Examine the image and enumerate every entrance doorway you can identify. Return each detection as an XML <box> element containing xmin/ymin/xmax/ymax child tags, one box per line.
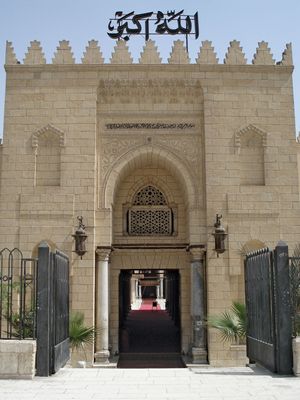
<box><xmin>118</xmin><ymin>269</ymin><xmax>185</xmax><ymax>368</ymax></box>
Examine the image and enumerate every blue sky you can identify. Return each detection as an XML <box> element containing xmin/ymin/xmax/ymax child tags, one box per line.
<box><xmin>0</xmin><ymin>0</ymin><xmax>299</xmax><ymax>137</ymax></box>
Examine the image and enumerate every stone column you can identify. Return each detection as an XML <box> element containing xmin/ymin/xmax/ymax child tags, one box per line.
<box><xmin>138</xmin><ymin>284</ymin><xmax>142</xmax><ymax>299</ymax></box>
<box><xmin>190</xmin><ymin>246</ymin><xmax>207</xmax><ymax>363</ymax></box>
<box><xmin>135</xmin><ymin>280</ymin><xmax>139</xmax><ymax>299</ymax></box>
<box><xmin>130</xmin><ymin>278</ymin><xmax>136</xmax><ymax>304</ymax></box>
<box><xmin>159</xmin><ymin>278</ymin><xmax>164</xmax><ymax>299</ymax></box>
<box><xmin>95</xmin><ymin>247</ymin><xmax>111</xmax><ymax>364</ymax></box>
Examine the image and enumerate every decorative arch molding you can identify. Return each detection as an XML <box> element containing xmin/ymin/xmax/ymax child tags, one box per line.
<box><xmin>32</xmin><ymin>124</ymin><xmax>65</xmax><ymax>149</ymax></box>
<box><xmin>234</xmin><ymin>124</ymin><xmax>267</xmax><ymax>155</ymax></box>
<box><xmin>102</xmin><ymin>145</ymin><xmax>198</xmax><ymax>210</ymax></box>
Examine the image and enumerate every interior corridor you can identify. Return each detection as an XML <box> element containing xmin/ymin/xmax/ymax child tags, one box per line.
<box><xmin>117</xmin><ymin>270</ymin><xmax>185</xmax><ymax>368</ymax></box>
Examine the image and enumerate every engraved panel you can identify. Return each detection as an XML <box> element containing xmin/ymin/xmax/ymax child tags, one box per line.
<box><xmin>105</xmin><ymin>123</ymin><xmax>195</xmax><ymax>130</ymax></box>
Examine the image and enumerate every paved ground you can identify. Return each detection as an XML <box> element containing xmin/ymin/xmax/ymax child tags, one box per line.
<box><xmin>0</xmin><ymin>366</ymin><xmax>299</xmax><ymax>400</ymax></box>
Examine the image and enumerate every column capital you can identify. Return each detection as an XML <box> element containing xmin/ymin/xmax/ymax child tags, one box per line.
<box><xmin>96</xmin><ymin>246</ymin><xmax>112</xmax><ymax>261</ymax></box>
<box><xmin>188</xmin><ymin>245</ymin><xmax>206</xmax><ymax>262</ymax></box>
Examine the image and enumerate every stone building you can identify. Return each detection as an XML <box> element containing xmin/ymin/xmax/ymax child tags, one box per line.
<box><xmin>0</xmin><ymin>38</ymin><xmax>299</xmax><ymax>366</ymax></box>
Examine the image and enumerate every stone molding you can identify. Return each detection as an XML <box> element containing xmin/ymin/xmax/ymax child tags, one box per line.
<box><xmin>234</xmin><ymin>124</ymin><xmax>267</xmax><ymax>155</ymax></box>
<box><xmin>32</xmin><ymin>124</ymin><xmax>65</xmax><ymax>149</ymax></box>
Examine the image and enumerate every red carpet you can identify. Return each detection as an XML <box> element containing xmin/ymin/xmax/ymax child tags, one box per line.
<box><xmin>139</xmin><ymin>299</ymin><xmax>161</xmax><ymax>310</ymax></box>
<box><xmin>118</xmin><ymin>298</ymin><xmax>185</xmax><ymax>368</ymax></box>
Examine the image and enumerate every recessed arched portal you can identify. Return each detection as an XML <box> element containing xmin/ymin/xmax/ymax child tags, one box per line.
<box><xmin>96</xmin><ymin>145</ymin><xmax>207</xmax><ymax>366</ymax></box>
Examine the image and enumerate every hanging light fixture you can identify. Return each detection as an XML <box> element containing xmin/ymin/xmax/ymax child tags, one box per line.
<box><xmin>72</xmin><ymin>216</ymin><xmax>87</xmax><ymax>259</ymax></box>
<box><xmin>212</xmin><ymin>214</ymin><xmax>227</xmax><ymax>256</ymax></box>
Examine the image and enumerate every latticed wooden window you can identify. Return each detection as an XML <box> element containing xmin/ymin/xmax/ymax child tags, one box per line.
<box><xmin>127</xmin><ymin>186</ymin><xmax>173</xmax><ymax>236</ymax></box>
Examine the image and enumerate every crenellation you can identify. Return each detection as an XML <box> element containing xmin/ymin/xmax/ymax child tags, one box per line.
<box><xmin>168</xmin><ymin>40</ymin><xmax>190</xmax><ymax>64</ymax></box>
<box><xmin>139</xmin><ymin>40</ymin><xmax>162</xmax><ymax>64</ymax></box>
<box><xmin>196</xmin><ymin>40</ymin><xmax>218</xmax><ymax>64</ymax></box>
<box><xmin>252</xmin><ymin>41</ymin><xmax>275</xmax><ymax>65</ymax></box>
<box><xmin>5</xmin><ymin>41</ymin><xmax>18</xmax><ymax>65</ymax></box>
<box><xmin>52</xmin><ymin>40</ymin><xmax>75</xmax><ymax>64</ymax></box>
<box><xmin>110</xmin><ymin>40</ymin><xmax>133</xmax><ymax>64</ymax></box>
<box><xmin>224</xmin><ymin>40</ymin><xmax>247</xmax><ymax>65</ymax></box>
<box><xmin>3</xmin><ymin>40</ymin><xmax>295</xmax><ymax>66</ymax></box>
<box><xmin>280</xmin><ymin>43</ymin><xmax>293</xmax><ymax>66</ymax></box>
<box><xmin>82</xmin><ymin>40</ymin><xmax>104</xmax><ymax>64</ymax></box>
<box><xmin>24</xmin><ymin>41</ymin><xmax>46</xmax><ymax>65</ymax></box>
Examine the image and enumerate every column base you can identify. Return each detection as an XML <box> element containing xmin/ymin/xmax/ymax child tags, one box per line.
<box><xmin>192</xmin><ymin>347</ymin><xmax>208</xmax><ymax>364</ymax></box>
<box><xmin>94</xmin><ymin>350</ymin><xmax>110</xmax><ymax>364</ymax></box>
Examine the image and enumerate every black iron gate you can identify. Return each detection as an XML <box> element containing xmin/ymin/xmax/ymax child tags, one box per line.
<box><xmin>0</xmin><ymin>248</ymin><xmax>37</xmax><ymax>339</ymax></box>
<box><xmin>245</xmin><ymin>241</ymin><xmax>292</xmax><ymax>374</ymax></box>
<box><xmin>36</xmin><ymin>242</ymin><xmax>70</xmax><ymax>376</ymax></box>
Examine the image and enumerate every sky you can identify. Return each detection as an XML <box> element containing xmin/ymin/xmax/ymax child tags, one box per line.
<box><xmin>0</xmin><ymin>0</ymin><xmax>299</xmax><ymax>137</ymax></box>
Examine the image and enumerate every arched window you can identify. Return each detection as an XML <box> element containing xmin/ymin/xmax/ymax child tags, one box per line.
<box><xmin>127</xmin><ymin>185</ymin><xmax>174</xmax><ymax>236</ymax></box>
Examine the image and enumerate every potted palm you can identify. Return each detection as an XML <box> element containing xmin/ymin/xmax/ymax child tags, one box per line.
<box><xmin>208</xmin><ymin>301</ymin><xmax>248</xmax><ymax>366</ymax></box>
<box><xmin>69</xmin><ymin>312</ymin><xmax>96</xmax><ymax>368</ymax></box>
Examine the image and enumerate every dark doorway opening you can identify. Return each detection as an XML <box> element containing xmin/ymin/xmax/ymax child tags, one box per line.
<box><xmin>118</xmin><ymin>269</ymin><xmax>185</xmax><ymax>368</ymax></box>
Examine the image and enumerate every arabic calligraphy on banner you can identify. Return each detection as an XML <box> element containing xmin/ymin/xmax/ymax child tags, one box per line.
<box><xmin>107</xmin><ymin>10</ymin><xmax>199</xmax><ymax>41</ymax></box>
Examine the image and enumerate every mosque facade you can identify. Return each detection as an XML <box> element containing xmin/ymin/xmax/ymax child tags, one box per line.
<box><xmin>0</xmin><ymin>38</ymin><xmax>299</xmax><ymax>366</ymax></box>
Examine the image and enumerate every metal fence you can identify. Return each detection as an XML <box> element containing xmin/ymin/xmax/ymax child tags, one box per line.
<box><xmin>0</xmin><ymin>248</ymin><xmax>37</xmax><ymax>339</ymax></box>
<box><xmin>289</xmin><ymin>256</ymin><xmax>300</xmax><ymax>337</ymax></box>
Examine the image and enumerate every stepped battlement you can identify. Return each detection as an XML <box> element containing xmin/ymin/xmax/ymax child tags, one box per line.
<box><xmin>5</xmin><ymin>39</ymin><xmax>293</xmax><ymax>66</ymax></box>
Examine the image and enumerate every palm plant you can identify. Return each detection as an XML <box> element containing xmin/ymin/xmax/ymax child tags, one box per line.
<box><xmin>208</xmin><ymin>301</ymin><xmax>246</xmax><ymax>344</ymax></box>
<box><xmin>69</xmin><ymin>312</ymin><xmax>96</xmax><ymax>359</ymax></box>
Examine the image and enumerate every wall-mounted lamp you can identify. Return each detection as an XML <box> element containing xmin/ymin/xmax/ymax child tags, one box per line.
<box><xmin>212</xmin><ymin>214</ymin><xmax>227</xmax><ymax>257</ymax></box>
<box><xmin>72</xmin><ymin>216</ymin><xmax>87</xmax><ymax>259</ymax></box>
